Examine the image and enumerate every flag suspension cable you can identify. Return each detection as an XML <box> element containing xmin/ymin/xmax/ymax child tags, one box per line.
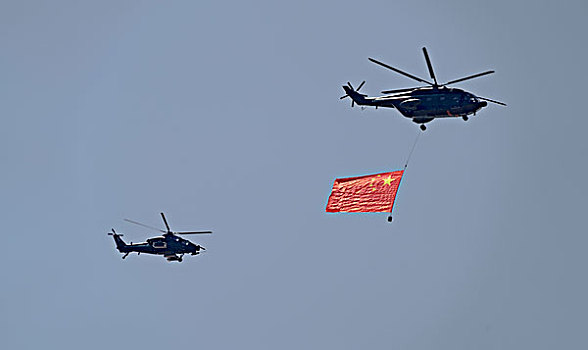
<box><xmin>404</xmin><ymin>131</ymin><xmax>421</xmax><ymax>169</ymax></box>
<box><xmin>388</xmin><ymin>131</ymin><xmax>422</xmax><ymax>222</ymax></box>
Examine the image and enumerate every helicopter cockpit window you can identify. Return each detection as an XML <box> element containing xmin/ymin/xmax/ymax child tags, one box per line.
<box><xmin>152</xmin><ymin>241</ymin><xmax>167</xmax><ymax>249</ymax></box>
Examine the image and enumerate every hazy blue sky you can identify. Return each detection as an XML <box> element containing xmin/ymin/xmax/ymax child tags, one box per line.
<box><xmin>1</xmin><ymin>1</ymin><xmax>587</xmax><ymax>349</ymax></box>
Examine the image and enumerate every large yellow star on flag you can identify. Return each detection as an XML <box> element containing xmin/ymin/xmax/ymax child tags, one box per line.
<box><xmin>383</xmin><ymin>175</ymin><xmax>397</xmax><ymax>185</ymax></box>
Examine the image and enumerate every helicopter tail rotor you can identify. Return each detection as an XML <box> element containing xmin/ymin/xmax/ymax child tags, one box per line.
<box><xmin>107</xmin><ymin>228</ymin><xmax>123</xmax><ymax>236</ymax></box>
<box><xmin>340</xmin><ymin>81</ymin><xmax>366</xmax><ymax>107</ymax></box>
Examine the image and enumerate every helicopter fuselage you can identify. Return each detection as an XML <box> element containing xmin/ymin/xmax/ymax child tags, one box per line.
<box><xmin>345</xmin><ymin>86</ymin><xmax>488</xmax><ymax>124</ymax></box>
<box><xmin>111</xmin><ymin>232</ymin><xmax>203</xmax><ymax>261</ymax></box>
<box><xmin>377</xmin><ymin>87</ymin><xmax>486</xmax><ymax>118</ymax></box>
<box><xmin>118</xmin><ymin>234</ymin><xmax>201</xmax><ymax>255</ymax></box>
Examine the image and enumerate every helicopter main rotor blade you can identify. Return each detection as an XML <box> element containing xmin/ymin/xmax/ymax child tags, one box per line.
<box><xmin>160</xmin><ymin>212</ymin><xmax>172</xmax><ymax>233</ymax></box>
<box><xmin>124</xmin><ymin>218</ymin><xmax>166</xmax><ymax>233</ymax></box>
<box><xmin>381</xmin><ymin>87</ymin><xmax>421</xmax><ymax>94</ymax></box>
<box><xmin>422</xmin><ymin>47</ymin><xmax>438</xmax><ymax>86</ymax></box>
<box><xmin>175</xmin><ymin>231</ymin><xmax>213</xmax><ymax>235</ymax></box>
<box><xmin>368</xmin><ymin>57</ymin><xmax>434</xmax><ymax>86</ymax></box>
<box><xmin>444</xmin><ymin>70</ymin><xmax>495</xmax><ymax>85</ymax></box>
<box><xmin>476</xmin><ymin>96</ymin><xmax>507</xmax><ymax>106</ymax></box>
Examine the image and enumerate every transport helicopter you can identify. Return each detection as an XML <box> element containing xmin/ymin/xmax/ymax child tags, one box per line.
<box><xmin>340</xmin><ymin>47</ymin><xmax>506</xmax><ymax>130</ymax></box>
<box><xmin>108</xmin><ymin>212</ymin><xmax>212</xmax><ymax>262</ymax></box>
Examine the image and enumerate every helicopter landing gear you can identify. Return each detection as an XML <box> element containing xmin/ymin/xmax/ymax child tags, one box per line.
<box><xmin>462</xmin><ymin>116</ymin><xmax>469</xmax><ymax>121</ymax></box>
<box><xmin>122</xmin><ymin>252</ymin><xmax>130</xmax><ymax>259</ymax></box>
<box><xmin>178</xmin><ymin>254</ymin><xmax>184</xmax><ymax>263</ymax></box>
<box><xmin>420</xmin><ymin>124</ymin><xmax>426</xmax><ymax>131</ymax></box>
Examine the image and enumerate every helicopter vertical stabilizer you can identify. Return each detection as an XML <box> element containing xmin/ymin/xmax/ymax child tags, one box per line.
<box><xmin>108</xmin><ymin>229</ymin><xmax>129</xmax><ymax>252</ymax></box>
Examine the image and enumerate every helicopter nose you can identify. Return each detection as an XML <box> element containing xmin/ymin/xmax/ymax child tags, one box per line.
<box><xmin>191</xmin><ymin>245</ymin><xmax>204</xmax><ymax>255</ymax></box>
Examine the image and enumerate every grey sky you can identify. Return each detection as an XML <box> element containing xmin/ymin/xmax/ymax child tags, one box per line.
<box><xmin>1</xmin><ymin>1</ymin><xmax>587</xmax><ymax>349</ymax></box>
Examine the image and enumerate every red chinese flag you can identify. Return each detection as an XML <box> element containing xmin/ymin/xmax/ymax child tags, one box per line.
<box><xmin>326</xmin><ymin>170</ymin><xmax>404</xmax><ymax>213</ymax></box>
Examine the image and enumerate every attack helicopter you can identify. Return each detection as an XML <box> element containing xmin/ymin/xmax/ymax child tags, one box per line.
<box><xmin>340</xmin><ymin>47</ymin><xmax>506</xmax><ymax>130</ymax></box>
<box><xmin>108</xmin><ymin>212</ymin><xmax>212</xmax><ymax>262</ymax></box>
